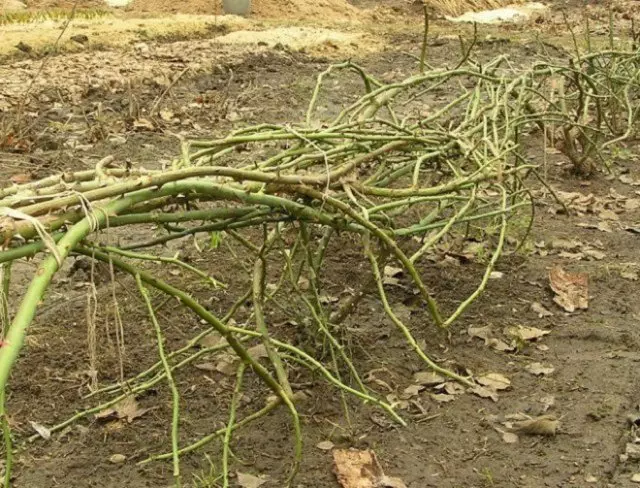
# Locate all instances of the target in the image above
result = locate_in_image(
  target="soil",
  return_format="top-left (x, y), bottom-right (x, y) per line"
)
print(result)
top-left (2, 2), bottom-right (640, 488)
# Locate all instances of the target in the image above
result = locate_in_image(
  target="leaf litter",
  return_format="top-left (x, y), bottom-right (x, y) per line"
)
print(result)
top-left (95, 396), bottom-right (151, 423)
top-left (549, 266), bottom-right (588, 312)
top-left (333, 449), bottom-right (407, 488)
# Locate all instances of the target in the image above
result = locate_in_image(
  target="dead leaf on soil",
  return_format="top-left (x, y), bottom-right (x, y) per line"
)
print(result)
top-left (413, 371), bottom-right (445, 386)
top-left (95, 396), bottom-right (150, 423)
top-left (525, 362), bottom-right (555, 376)
top-left (625, 198), bottom-right (640, 211)
top-left (540, 395), bottom-right (555, 412)
top-left (511, 414), bottom-right (560, 436)
top-left (431, 393), bottom-right (455, 403)
top-left (333, 449), bottom-right (407, 488)
top-left (133, 118), bottom-right (155, 131)
top-left (549, 266), bottom-right (588, 312)
top-left (401, 384), bottom-right (424, 399)
top-left (621, 270), bottom-right (639, 281)
top-left (384, 265), bottom-right (403, 278)
top-left (598, 209), bottom-right (619, 221)
top-left (29, 421), bottom-right (51, 440)
top-left (109, 454), bottom-right (126, 464)
top-left (247, 344), bottom-right (269, 360)
top-left (470, 385), bottom-right (498, 402)
top-left (531, 302), bottom-right (553, 318)
top-left (237, 471), bottom-right (268, 488)
top-left (440, 382), bottom-right (465, 395)
top-left (468, 326), bottom-right (516, 352)
top-left (506, 325), bottom-right (550, 342)
top-left (631, 473), bottom-right (640, 483)
top-left (198, 332), bottom-right (227, 348)
top-left (477, 373), bottom-right (511, 391)
top-left (316, 440), bottom-right (335, 451)
top-left (502, 431), bottom-right (519, 443)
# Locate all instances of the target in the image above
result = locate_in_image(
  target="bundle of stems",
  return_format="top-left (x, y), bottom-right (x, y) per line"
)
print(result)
top-left (0, 44), bottom-right (638, 486)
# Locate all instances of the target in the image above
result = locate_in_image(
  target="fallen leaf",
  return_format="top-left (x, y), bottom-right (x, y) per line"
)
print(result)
top-left (583, 249), bottom-right (606, 260)
top-left (531, 302), bottom-right (553, 318)
top-left (159, 109), bottom-right (174, 121)
top-left (237, 472), bottom-right (268, 488)
top-left (95, 397), bottom-right (150, 424)
top-left (540, 395), bottom-right (555, 412)
top-left (631, 473), bottom-right (640, 483)
top-left (625, 199), bottom-right (640, 211)
top-left (506, 325), bottom-right (550, 342)
top-left (512, 414), bottom-right (560, 436)
top-left (598, 221), bottom-right (613, 232)
top-left (384, 266), bottom-right (403, 278)
top-left (316, 440), bottom-right (335, 451)
top-left (621, 270), bottom-right (639, 281)
top-left (477, 373), bottom-right (511, 391)
top-left (585, 475), bottom-right (598, 483)
top-left (525, 362), bottom-right (555, 376)
top-left (333, 449), bottom-right (406, 488)
top-left (599, 209), bottom-right (619, 221)
top-left (468, 326), bottom-right (492, 342)
top-left (109, 454), bottom-right (126, 464)
top-left (413, 371), bottom-right (445, 386)
top-left (470, 385), bottom-right (498, 402)
top-left (29, 421), bottom-right (51, 440)
top-left (549, 266), bottom-right (589, 312)
top-left (247, 344), bottom-right (268, 360)
top-left (133, 118), bottom-right (155, 131)
top-left (489, 271), bottom-right (504, 279)
top-left (194, 362), bottom-right (217, 371)
top-left (550, 238), bottom-right (581, 251)
top-left (198, 332), bottom-right (227, 348)
top-left (502, 432), bottom-right (519, 443)
top-left (441, 382), bottom-right (465, 395)
top-left (401, 384), bottom-right (424, 399)
top-left (431, 393), bottom-right (455, 403)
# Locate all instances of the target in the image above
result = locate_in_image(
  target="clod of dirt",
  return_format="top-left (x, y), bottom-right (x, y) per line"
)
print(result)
top-left (525, 362), bottom-right (555, 376)
top-left (631, 473), bottom-right (640, 483)
top-left (511, 415), bottom-right (560, 436)
top-left (549, 266), bottom-right (589, 312)
top-left (237, 471), bottom-right (267, 488)
top-left (333, 449), bottom-right (406, 488)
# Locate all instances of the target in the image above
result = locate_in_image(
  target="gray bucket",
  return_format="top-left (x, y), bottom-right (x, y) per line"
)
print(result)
top-left (222, 0), bottom-right (251, 15)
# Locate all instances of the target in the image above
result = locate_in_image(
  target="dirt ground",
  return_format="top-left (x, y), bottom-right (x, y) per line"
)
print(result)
top-left (2, 1), bottom-right (640, 487)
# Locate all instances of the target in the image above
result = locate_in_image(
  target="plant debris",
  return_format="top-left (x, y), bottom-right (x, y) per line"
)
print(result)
top-left (549, 266), bottom-right (589, 312)
top-left (333, 449), bottom-right (407, 488)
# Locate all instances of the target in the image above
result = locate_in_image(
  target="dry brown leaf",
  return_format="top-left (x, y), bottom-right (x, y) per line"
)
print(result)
top-left (549, 266), bottom-right (588, 312)
top-left (599, 209), bottom-right (619, 221)
top-left (502, 431), bottom-right (519, 443)
top-left (316, 440), bottom-right (335, 451)
top-left (531, 302), bottom-right (553, 318)
top-left (96, 396), bottom-right (149, 423)
top-left (625, 199), bottom-right (640, 211)
top-left (247, 344), bottom-right (269, 360)
top-left (401, 384), bottom-right (423, 399)
top-left (506, 325), bottom-right (550, 342)
top-left (237, 472), bottom-right (268, 488)
top-left (525, 362), bottom-right (555, 376)
top-left (621, 270), bottom-right (639, 281)
top-left (333, 449), bottom-right (406, 488)
top-left (194, 362), bottom-right (217, 372)
top-left (512, 415), bottom-right (559, 436)
top-left (441, 382), bottom-right (465, 395)
top-left (384, 266), bottom-right (403, 278)
top-left (413, 371), bottom-right (445, 386)
top-left (109, 454), bottom-right (126, 464)
top-left (29, 421), bottom-right (51, 440)
top-left (477, 373), bottom-right (511, 391)
top-left (470, 385), bottom-right (498, 402)
top-left (468, 326), bottom-right (492, 342)
top-left (431, 393), bottom-right (455, 403)
top-left (198, 332), bottom-right (226, 348)
top-left (583, 249), bottom-right (606, 260)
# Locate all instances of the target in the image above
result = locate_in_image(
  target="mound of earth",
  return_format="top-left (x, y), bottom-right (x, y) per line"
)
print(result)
top-left (128, 0), bottom-right (360, 20)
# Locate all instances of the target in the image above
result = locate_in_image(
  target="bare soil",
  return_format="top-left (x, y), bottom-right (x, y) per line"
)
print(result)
top-left (2, 3), bottom-right (640, 488)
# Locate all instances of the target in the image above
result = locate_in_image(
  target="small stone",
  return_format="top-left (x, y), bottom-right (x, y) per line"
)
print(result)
top-left (109, 454), bottom-right (126, 464)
